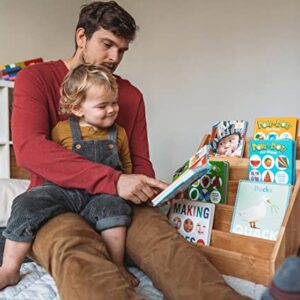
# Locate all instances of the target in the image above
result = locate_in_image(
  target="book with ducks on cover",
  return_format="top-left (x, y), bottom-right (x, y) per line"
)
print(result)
top-left (230, 180), bottom-right (293, 241)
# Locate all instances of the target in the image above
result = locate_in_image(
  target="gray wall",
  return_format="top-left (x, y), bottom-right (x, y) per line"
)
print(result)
top-left (1, 0), bottom-right (300, 181)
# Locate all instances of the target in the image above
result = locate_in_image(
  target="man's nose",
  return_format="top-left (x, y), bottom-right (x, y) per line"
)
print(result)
top-left (108, 48), bottom-right (119, 62)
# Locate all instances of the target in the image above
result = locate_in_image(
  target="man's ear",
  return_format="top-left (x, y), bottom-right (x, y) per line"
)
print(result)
top-left (75, 28), bottom-right (87, 49)
top-left (70, 105), bottom-right (83, 118)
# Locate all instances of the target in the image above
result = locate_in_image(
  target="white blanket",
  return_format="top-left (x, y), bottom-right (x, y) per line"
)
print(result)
top-left (0, 262), bottom-right (266, 300)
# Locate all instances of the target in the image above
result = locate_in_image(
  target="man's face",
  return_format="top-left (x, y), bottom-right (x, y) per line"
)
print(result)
top-left (79, 28), bottom-right (130, 73)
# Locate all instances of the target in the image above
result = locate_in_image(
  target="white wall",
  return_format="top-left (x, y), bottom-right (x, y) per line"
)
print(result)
top-left (1, 0), bottom-right (300, 182)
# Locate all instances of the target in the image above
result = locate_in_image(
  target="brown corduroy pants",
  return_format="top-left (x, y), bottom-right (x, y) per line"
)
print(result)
top-left (29, 205), bottom-right (248, 300)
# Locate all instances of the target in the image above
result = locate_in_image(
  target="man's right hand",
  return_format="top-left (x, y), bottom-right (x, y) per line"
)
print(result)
top-left (116, 174), bottom-right (168, 204)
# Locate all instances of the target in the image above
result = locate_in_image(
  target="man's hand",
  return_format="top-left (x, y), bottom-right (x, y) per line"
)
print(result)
top-left (116, 174), bottom-right (168, 204)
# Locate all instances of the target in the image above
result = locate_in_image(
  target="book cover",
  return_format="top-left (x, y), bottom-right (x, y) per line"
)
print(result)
top-left (253, 117), bottom-right (298, 140)
top-left (188, 160), bottom-right (229, 204)
top-left (209, 120), bottom-right (248, 158)
top-left (248, 139), bottom-right (296, 185)
top-left (152, 145), bottom-right (211, 207)
top-left (230, 180), bottom-right (293, 241)
top-left (169, 199), bottom-right (215, 245)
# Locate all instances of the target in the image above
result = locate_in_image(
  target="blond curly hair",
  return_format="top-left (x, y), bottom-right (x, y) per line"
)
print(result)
top-left (60, 64), bottom-right (118, 116)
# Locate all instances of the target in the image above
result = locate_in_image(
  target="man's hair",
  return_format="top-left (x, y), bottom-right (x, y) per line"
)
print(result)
top-left (76, 1), bottom-right (137, 44)
top-left (60, 64), bottom-right (118, 116)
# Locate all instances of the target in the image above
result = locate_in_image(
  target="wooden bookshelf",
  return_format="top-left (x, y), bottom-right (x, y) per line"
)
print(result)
top-left (195, 135), bottom-right (300, 285)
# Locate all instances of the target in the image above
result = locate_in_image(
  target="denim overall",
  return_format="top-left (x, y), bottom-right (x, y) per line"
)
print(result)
top-left (4, 118), bottom-right (132, 242)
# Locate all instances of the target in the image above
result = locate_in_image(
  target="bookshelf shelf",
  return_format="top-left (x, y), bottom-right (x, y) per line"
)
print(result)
top-left (199, 135), bottom-right (300, 285)
top-left (197, 134), bottom-right (300, 285)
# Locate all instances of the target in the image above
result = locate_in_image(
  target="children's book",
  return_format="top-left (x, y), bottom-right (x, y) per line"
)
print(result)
top-left (169, 199), bottom-right (215, 245)
top-left (209, 120), bottom-right (248, 158)
top-left (230, 180), bottom-right (293, 241)
top-left (248, 139), bottom-right (296, 185)
top-left (152, 145), bottom-right (211, 207)
top-left (253, 117), bottom-right (298, 141)
top-left (188, 160), bottom-right (229, 204)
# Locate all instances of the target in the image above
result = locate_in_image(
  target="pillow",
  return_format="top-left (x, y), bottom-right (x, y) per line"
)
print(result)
top-left (0, 179), bottom-right (29, 226)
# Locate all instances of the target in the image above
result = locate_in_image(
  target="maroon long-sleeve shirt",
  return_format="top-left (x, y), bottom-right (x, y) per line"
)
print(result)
top-left (12, 60), bottom-right (155, 194)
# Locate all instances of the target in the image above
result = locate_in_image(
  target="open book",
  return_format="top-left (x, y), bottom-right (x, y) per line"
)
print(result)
top-left (152, 145), bottom-right (211, 207)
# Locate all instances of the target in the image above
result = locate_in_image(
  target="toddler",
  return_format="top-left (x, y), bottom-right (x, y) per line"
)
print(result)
top-left (0, 64), bottom-right (139, 289)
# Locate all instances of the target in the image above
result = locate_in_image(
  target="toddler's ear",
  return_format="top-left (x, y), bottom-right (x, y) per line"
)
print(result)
top-left (70, 105), bottom-right (83, 118)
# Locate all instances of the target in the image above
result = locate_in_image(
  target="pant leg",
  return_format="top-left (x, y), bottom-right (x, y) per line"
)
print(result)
top-left (29, 213), bottom-right (143, 300)
top-left (127, 205), bottom-right (249, 300)
top-left (80, 194), bottom-right (132, 231)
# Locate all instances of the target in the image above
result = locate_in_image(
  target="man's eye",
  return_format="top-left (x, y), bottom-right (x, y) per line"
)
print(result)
top-left (104, 42), bottom-right (112, 48)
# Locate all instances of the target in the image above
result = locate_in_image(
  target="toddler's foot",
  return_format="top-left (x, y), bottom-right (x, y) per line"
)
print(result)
top-left (0, 267), bottom-right (20, 290)
top-left (118, 265), bottom-right (140, 287)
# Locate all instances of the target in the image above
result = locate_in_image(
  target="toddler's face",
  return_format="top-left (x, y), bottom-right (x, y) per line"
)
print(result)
top-left (75, 84), bottom-right (119, 129)
top-left (217, 134), bottom-right (239, 155)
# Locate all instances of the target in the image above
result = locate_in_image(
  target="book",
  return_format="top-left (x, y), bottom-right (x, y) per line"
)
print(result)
top-left (169, 199), bottom-right (215, 245)
top-left (248, 139), bottom-right (296, 185)
top-left (209, 120), bottom-right (248, 157)
top-left (230, 180), bottom-right (293, 241)
top-left (188, 160), bottom-right (229, 204)
top-left (152, 145), bottom-right (211, 207)
top-left (253, 117), bottom-right (298, 141)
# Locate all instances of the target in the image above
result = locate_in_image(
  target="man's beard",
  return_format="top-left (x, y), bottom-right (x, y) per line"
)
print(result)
top-left (81, 53), bottom-right (116, 73)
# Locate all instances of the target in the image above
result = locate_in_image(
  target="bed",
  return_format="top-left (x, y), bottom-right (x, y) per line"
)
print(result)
top-left (0, 178), bottom-right (267, 299)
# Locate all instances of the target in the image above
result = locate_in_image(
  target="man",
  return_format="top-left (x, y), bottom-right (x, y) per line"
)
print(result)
top-left (12, 1), bottom-right (247, 299)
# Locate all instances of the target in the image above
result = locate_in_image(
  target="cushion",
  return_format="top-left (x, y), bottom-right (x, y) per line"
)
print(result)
top-left (0, 179), bottom-right (29, 226)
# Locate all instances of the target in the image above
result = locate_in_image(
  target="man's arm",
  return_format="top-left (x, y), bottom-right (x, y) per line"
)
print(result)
top-left (12, 67), bottom-right (121, 195)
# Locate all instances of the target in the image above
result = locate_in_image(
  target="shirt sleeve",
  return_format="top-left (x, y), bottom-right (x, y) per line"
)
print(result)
top-left (12, 68), bottom-right (121, 195)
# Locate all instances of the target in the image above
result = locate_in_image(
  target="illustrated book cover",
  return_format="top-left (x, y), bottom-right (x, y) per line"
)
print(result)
top-left (209, 120), bottom-right (248, 158)
top-left (188, 160), bottom-right (229, 204)
top-left (169, 199), bottom-right (215, 245)
top-left (253, 117), bottom-right (298, 141)
top-left (248, 139), bottom-right (296, 185)
top-left (152, 145), bottom-right (211, 207)
top-left (230, 180), bottom-right (293, 241)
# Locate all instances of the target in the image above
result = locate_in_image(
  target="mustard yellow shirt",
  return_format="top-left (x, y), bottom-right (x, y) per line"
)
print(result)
top-left (51, 120), bottom-right (132, 174)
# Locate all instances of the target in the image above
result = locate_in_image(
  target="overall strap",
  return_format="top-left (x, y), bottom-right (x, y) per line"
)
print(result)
top-left (69, 116), bottom-right (83, 142)
top-left (107, 124), bottom-right (117, 143)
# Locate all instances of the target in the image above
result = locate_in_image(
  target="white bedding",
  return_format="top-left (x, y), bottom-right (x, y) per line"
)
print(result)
top-left (0, 179), bottom-right (267, 299)
top-left (0, 262), bottom-right (266, 300)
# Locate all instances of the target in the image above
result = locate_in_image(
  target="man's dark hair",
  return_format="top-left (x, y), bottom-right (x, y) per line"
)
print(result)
top-left (76, 1), bottom-right (137, 43)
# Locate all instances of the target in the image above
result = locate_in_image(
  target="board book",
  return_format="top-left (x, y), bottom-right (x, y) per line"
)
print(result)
top-left (169, 199), bottom-right (215, 245)
top-left (248, 139), bottom-right (296, 185)
top-left (152, 145), bottom-right (211, 207)
top-left (253, 117), bottom-right (298, 140)
top-left (209, 120), bottom-right (248, 158)
top-left (188, 160), bottom-right (229, 204)
top-left (230, 180), bottom-right (293, 241)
